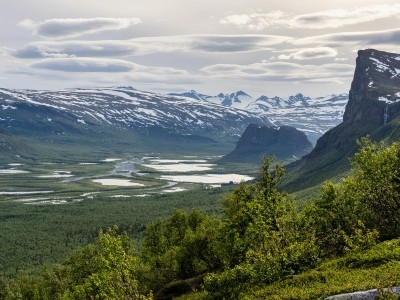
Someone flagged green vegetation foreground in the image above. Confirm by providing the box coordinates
[3,138,400,299]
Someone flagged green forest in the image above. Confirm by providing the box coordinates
[2,138,400,299]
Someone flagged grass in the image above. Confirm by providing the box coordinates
[178,239,400,300]
[282,115,400,194]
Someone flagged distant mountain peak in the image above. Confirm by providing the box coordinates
[257,95,269,102]
[288,93,310,102]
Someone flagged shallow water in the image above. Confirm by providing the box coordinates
[0,169,29,174]
[160,174,254,184]
[142,163,215,172]
[92,178,145,187]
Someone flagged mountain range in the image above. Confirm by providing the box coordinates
[169,90,348,144]
[0,87,272,160]
[0,83,348,162]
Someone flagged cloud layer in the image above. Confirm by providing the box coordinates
[293,5,400,29]
[220,4,400,30]
[23,57,198,86]
[293,28,400,46]
[18,18,141,38]
[13,34,291,59]
[31,57,135,72]
[4,1,400,95]
[220,11,287,30]
[278,47,338,60]
[200,61,354,83]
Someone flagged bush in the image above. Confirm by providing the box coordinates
[204,158,319,299]
[142,210,224,290]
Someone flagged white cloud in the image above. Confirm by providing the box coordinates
[0,47,10,56]
[220,4,400,30]
[292,5,400,29]
[13,34,290,59]
[5,47,201,89]
[31,57,136,72]
[18,18,141,39]
[30,57,191,76]
[220,10,287,30]
[200,61,353,83]
[14,40,139,58]
[11,57,200,88]
[278,47,338,60]
[293,28,400,46]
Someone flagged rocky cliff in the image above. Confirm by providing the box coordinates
[344,49,400,126]
[283,49,400,192]
[221,124,313,163]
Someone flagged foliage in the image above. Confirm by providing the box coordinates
[0,227,151,300]
[179,239,400,300]
[204,157,319,299]
[347,138,400,239]
[59,226,150,299]
[304,138,400,256]
[242,239,400,300]
[142,209,223,290]
[304,180,378,256]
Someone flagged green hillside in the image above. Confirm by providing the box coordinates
[3,140,400,299]
[282,115,400,193]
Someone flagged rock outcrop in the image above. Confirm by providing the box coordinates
[344,49,400,126]
[312,49,400,157]
[325,286,400,300]
[221,124,313,163]
[283,49,400,191]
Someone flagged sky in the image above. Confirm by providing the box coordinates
[1,0,400,97]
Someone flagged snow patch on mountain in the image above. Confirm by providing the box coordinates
[170,90,348,144]
[0,87,272,139]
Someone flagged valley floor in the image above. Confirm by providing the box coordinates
[0,153,257,277]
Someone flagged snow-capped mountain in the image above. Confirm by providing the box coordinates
[169,90,254,110]
[171,91,349,144]
[0,86,273,158]
[260,94,348,144]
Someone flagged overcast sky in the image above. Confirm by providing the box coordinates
[1,0,399,97]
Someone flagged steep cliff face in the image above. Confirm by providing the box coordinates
[283,49,400,192]
[310,49,400,158]
[221,124,313,163]
[344,49,400,126]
